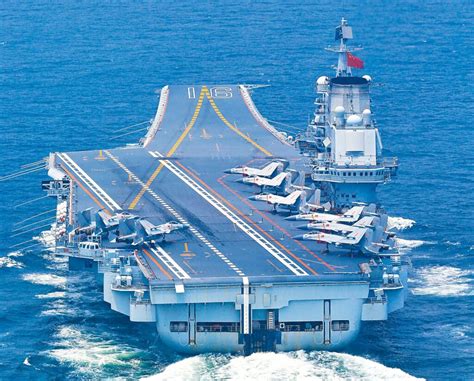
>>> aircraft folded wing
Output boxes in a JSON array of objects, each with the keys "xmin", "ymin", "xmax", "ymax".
[
  {"xmin": 139, "ymin": 219, "xmax": 161, "ymax": 235},
  {"xmin": 342, "ymin": 206, "xmax": 365, "ymax": 221},
  {"xmin": 343, "ymin": 228, "xmax": 368, "ymax": 244},
  {"xmin": 353, "ymin": 216, "xmax": 375, "ymax": 228}
]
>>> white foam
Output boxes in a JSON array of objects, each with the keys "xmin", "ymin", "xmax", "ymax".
[
  {"xmin": 142, "ymin": 351, "xmax": 423, "ymax": 381},
  {"xmin": 36, "ymin": 291, "xmax": 66, "ymax": 299},
  {"xmin": 40, "ymin": 303, "xmax": 93, "ymax": 317},
  {"xmin": 47, "ymin": 326, "xmax": 146, "ymax": 377},
  {"xmin": 7, "ymin": 250, "xmax": 24, "ymax": 258},
  {"xmin": 22, "ymin": 273, "xmax": 67, "ymax": 288},
  {"xmin": 394, "ymin": 238, "xmax": 434, "ymax": 254},
  {"xmin": 445, "ymin": 240, "xmax": 461, "ymax": 246},
  {"xmin": 0, "ymin": 256, "xmax": 24, "ymax": 269},
  {"xmin": 387, "ymin": 216, "xmax": 416, "ymax": 231},
  {"xmin": 411, "ymin": 266, "xmax": 473, "ymax": 297}
]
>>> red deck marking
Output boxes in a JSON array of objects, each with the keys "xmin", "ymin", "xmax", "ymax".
[
  {"xmin": 217, "ymin": 173, "xmax": 336, "ymax": 272},
  {"xmin": 61, "ymin": 166, "xmax": 112, "ymax": 216},
  {"xmin": 174, "ymin": 161, "xmax": 318, "ymax": 276},
  {"xmin": 142, "ymin": 248, "xmax": 173, "ymax": 280}
]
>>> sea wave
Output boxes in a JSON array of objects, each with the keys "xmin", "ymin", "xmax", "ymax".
[
  {"xmin": 35, "ymin": 291, "xmax": 66, "ymax": 299},
  {"xmin": 22, "ymin": 273, "xmax": 67, "ymax": 288},
  {"xmin": 387, "ymin": 217, "xmax": 416, "ymax": 231},
  {"xmin": 47, "ymin": 326, "xmax": 156, "ymax": 378},
  {"xmin": 394, "ymin": 238, "xmax": 435, "ymax": 254},
  {"xmin": 142, "ymin": 351, "xmax": 423, "ymax": 381},
  {"xmin": 0, "ymin": 255, "xmax": 24, "ymax": 269},
  {"xmin": 411, "ymin": 266, "xmax": 473, "ymax": 297}
]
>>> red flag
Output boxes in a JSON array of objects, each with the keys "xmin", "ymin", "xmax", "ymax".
[{"xmin": 346, "ymin": 52, "xmax": 364, "ymax": 69}]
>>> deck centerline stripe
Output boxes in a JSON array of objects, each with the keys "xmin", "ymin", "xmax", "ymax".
[
  {"xmin": 151, "ymin": 151, "xmax": 308, "ymax": 277},
  {"xmin": 173, "ymin": 158, "xmax": 316, "ymax": 274},
  {"xmin": 147, "ymin": 244, "xmax": 190, "ymax": 280},
  {"xmin": 60, "ymin": 166, "xmax": 111, "ymax": 216},
  {"xmin": 104, "ymin": 150, "xmax": 244, "ymax": 277},
  {"xmin": 142, "ymin": 248, "xmax": 173, "ymax": 280},
  {"xmin": 57, "ymin": 153, "xmax": 121, "ymax": 214},
  {"xmin": 129, "ymin": 87, "xmax": 207, "ymax": 210},
  {"xmin": 204, "ymin": 89, "xmax": 272, "ymax": 157},
  {"xmin": 58, "ymin": 153, "xmax": 121, "ymax": 211}
]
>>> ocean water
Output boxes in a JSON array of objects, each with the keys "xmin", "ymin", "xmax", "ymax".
[{"xmin": 1, "ymin": 1, "xmax": 473, "ymax": 380}]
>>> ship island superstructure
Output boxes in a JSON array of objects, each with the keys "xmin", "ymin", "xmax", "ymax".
[{"xmin": 24, "ymin": 19, "xmax": 409, "ymax": 355}]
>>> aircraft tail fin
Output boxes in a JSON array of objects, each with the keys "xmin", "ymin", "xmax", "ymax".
[
  {"xmin": 133, "ymin": 220, "xmax": 147, "ymax": 246},
  {"xmin": 77, "ymin": 208, "xmax": 92, "ymax": 228},
  {"xmin": 94, "ymin": 211, "xmax": 107, "ymax": 235}
]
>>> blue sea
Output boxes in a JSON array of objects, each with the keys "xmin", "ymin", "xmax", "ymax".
[{"xmin": 1, "ymin": 1, "xmax": 473, "ymax": 380}]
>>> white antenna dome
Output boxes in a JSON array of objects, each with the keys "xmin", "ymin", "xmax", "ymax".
[
  {"xmin": 316, "ymin": 76, "xmax": 329, "ymax": 85},
  {"xmin": 334, "ymin": 106, "xmax": 345, "ymax": 115},
  {"xmin": 346, "ymin": 114, "xmax": 363, "ymax": 126},
  {"xmin": 362, "ymin": 75, "xmax": 372, "ymax": 82}
]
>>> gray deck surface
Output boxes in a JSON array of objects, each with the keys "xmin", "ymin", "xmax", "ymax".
[{"xmin": 57, "ymin": 85, "xmax": 365, "ymax": 284}]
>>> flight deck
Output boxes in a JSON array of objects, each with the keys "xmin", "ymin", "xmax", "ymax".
[{"xmin": 54, "ymin": 85, "xmax": 362, "ymax": 285}]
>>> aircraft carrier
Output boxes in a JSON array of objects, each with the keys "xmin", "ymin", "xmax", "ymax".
[{"xmin": 13, "ymin": 19, "xmax": 409, "ymax": 355}]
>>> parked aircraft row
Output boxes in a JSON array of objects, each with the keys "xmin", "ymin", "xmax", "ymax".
[
  {"xmin": 225, "ymin": 159, "xmax": 397, "ymax": 255},
  {"xmin": 73, "ymin": 208, "xmax": 188, "ymax": 246}
]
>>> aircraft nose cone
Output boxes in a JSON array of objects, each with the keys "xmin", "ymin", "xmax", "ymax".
[
  {"xmin": 292, "ymin": 234, "xmax": 305, "ymax": 241},
  {"xmin": 223, "ymin": 169, "xmax": 233, "ymax": 174},
  {"xmin": 248, "ymin": 195, "xmax": 258, "ymax": 201},
  {"xmin": 285, "ymin": 215, "xmax": 298, "ymax": 221},
  {"xmin": 296, "ymin": 224, "xmax": 311, "ymax": 230},
  {"xmin": 236, "ymin": 178, "xmax": 245, "ymax": 183}
]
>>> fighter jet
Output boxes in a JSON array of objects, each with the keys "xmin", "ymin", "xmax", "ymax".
[
  {"xmin": 294, "ymin": 213, "xmax": 397, "ymax": 255},
  {"xmin": 285, "ymin": 205, "xmax": 365, "ymax": 222},
  {"xmin": 224, "ymin": 159, "xmax": 288, "ymax": 177},
  {"xmin": 238, "ymin": 170, "xmax": 301, "ymax": 193},
  {"xmin": 249, "ymin": 189, "xmax": 305, "ymax": 212},
  {"xmin": 297, "ymin": 216, "xmax": 377, "ymax": 232},
  {"xmin": 248, "ymin": 188, "xmax": 326, "ymax": 214},
  {"xmin": 95, "ymin": 210, "xmax": 136, "ymax": 236},
  {"xmin": 70, "ymin": 208, "xmax": 95, "ymax": 236},
  {"xmin": 294, "ymin": 228, "xmax": 368, "ymax": 246},
  {"xmin": 111, "ymin": 218, "xmax": 188, "ymax": 245},
  {"xmin": 133, "ymin": 219, "xmax": 189, "ymax": 245}
]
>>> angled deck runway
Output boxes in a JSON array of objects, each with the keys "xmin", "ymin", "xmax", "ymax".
[{"xmin": 55, "ymin": 85, "xmax": 365, "ymax": 285}]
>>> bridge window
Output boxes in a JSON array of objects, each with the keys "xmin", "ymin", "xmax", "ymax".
[
  {"xmin": 170, "ymin": 321, "xmax": 188, "ymax": 332},
  {"xmin": 280, "ymin": 321, "xmax": 323, "ymax": 332},
  {"xmin": 197, "ymin": 322, "xmax": 240, "ymax": 333},
  {"xmin": 331, "ymin": 320, "xmax": 350, "ymax": 331}
]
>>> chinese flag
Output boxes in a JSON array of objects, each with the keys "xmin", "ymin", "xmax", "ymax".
[{"xmin": 346, "ymin": 52, "xmax": 364, "ymax": 69}]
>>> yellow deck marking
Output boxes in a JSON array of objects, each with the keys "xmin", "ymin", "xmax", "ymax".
[
  {"xmin": 95, "ymin": 150, "xmax": 106, "ymax": 161},
  {"xmin": 184, "ymin": 242, "xmax": 189, "ymax": 252},
  {"xmin": 128, "ymin": 87, "xmax": 206, "ymax": 209},
  {"xmin": 204, "ymin": 90, "xmax": 272, "ymax": 156},
  {"xmin": 129, "ymin": 85, "xmax": 271, "ymax": 209}
]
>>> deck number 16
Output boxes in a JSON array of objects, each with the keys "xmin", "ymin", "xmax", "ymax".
[{"xmin": 187, "ymin": 86, "xmax": 233, "ymax": 99}]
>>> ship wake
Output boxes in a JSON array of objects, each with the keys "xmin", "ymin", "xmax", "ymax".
[{"xmin": 142, "ymin": 351, "xmax": 424, "ymax": 381}]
